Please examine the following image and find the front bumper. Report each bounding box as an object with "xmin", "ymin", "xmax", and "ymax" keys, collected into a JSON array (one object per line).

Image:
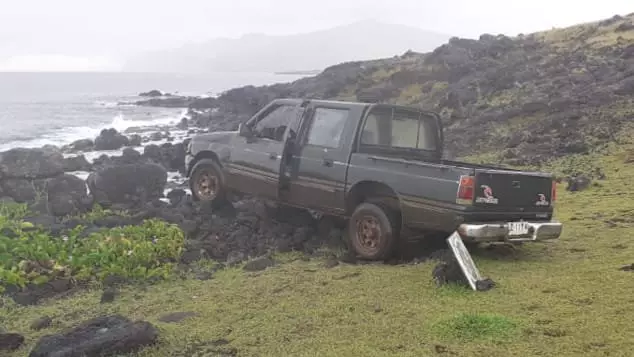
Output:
[{"xmin": 458, "ymin": 221, "xmax": 563, "ymax": 243}]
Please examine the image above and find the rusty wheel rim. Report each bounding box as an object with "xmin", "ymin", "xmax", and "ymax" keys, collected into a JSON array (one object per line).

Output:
[
  {"xmin": 195, "ymin": 171, "xmax": 218, "ymax": 201},
  {"xmin": 356, "ymin": 215, "xmax": 382, "ymax": 253}
]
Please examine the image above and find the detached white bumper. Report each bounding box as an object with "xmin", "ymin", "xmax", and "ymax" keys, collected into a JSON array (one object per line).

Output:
[{"xmin": 458, "ymin": 221, "xmax": 563, "ymax": 243}]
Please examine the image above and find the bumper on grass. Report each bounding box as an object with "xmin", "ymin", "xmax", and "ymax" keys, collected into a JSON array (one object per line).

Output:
[{"xmin": 458, "ymin": 221, "xmax": 563, "ymax": 243}]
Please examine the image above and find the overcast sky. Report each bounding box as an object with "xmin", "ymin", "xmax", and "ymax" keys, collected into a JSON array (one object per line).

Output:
[{"xmin": 0, "ymin": 0, "xmax": 632, "ymax": 71}]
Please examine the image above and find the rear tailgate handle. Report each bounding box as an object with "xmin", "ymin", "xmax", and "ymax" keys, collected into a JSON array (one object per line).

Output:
[
  {"xmin": 269, "ymin": 152, "xmax": 278, "ymax": 160},
  {"xmin": 512, "ymin": 181, "xmax": 521, "ymax": 188},
  {"xmin": 322, "ymin": 158, "xmax": 333, "ymax": 167}
]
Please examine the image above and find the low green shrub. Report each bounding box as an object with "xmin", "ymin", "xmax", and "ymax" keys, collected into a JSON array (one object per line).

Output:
[{"xmin": 0, "ymin": 207, "xmax": 184, "ymax": 293}]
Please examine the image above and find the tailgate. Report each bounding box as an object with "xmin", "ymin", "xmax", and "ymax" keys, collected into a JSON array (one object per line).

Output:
[{"xmin": 473, "ymin": 170, "xmax": 553, "ymax": 209}]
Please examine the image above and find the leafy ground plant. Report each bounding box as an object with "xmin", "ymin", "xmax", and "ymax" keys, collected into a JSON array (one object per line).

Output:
[{"xmin": 0, "ymin": 212, "xmax": 184, "ymax": 292}]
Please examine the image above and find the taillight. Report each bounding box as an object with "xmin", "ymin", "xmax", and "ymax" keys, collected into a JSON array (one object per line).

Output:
[
  {"xmin": 551, "ymin": 180, "xmax": 557, "ymax": 204},
  {"xmin": 457, "ymin": 175, "xmax": 474, "ymax": 205}
]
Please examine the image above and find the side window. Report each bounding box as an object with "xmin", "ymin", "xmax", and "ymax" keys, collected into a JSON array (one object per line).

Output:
[
  {"xmin": 359, "ymin": 109, "xmax": 437, "ymax": 150},
  {"xmin": 253, "ymin": 105, "xmax": 296, "ymax": 141},
  {"xmin": 306, "ymin": 107, "xmax": 349, "ymax": 148}
]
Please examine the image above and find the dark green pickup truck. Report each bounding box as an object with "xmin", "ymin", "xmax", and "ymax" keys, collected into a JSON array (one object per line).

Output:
[{"xmin": 185, "ymin": 98, "xmax": 562, "ymax": 260}]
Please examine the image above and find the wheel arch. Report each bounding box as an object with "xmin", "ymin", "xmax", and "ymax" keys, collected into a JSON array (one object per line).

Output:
[
  {"xmin": 188, "ymin": 150, "xmax": 222, "ymax": 176},
  {"xmin": 345, "ymin": 180, "xmax": 403, "ymax": 228}
]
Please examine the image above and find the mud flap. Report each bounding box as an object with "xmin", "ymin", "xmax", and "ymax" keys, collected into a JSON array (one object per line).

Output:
[{"xmin": 446, "ymin": 231, "xmax": 484, "ymax": 291}]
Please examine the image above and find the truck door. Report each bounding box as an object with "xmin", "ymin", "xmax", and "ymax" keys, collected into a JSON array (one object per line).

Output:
[
  {"xmin": 283, "ymin": 102, "xmax": 357, "ymax": 215},
  {"xmin": 226, "ymin": 101, "xmax": 303, "ymax": 200}
]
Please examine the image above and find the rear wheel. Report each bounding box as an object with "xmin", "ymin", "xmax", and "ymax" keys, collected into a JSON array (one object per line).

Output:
[
  {"xmin": 189, "ymin": 159, "xmax": 227, "ymax": 206},
  {"xmin": 348, "ymin": 202, "xmax": 399, "ymax": 260}
]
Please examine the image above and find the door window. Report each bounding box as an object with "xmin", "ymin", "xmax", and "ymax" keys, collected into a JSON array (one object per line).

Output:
[
  {"xmin": 306, "ymin": 107, "xmax": 349, "ymax": 148},
  {"xmin": 253, "ymin": 104, "xmax": 296, "ymax": 141}
]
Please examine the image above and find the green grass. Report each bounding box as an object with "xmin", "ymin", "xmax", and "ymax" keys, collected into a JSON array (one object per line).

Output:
[
  {"xmin": 3, "ymin": 147, "xmax": 634, "ymax": 356},
  {"xmin": 433, "ymin": 313, "xmax": 518, "ymax": 342}
]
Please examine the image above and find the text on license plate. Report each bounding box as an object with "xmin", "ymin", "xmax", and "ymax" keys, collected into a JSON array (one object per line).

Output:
[{"xmin": 508, "ymin": 222, "xmax": 530, "ymax": 236}]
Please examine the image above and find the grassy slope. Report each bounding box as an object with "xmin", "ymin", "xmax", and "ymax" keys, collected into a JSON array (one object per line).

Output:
[{"xmin": 2, "ymin": 143, "xmax": 634, "ymax": 356}]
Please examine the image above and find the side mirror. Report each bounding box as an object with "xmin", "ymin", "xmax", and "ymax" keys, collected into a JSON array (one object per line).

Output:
[{"xmin": 238, "ymin": 123, "xmax": 252, "ymax": 138}]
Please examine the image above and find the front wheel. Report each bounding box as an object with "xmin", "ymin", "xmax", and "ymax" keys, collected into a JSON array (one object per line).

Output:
[
  {"xmin": 189, "ymin": 159, "xmax": 227, "ymax": 206},
  {"xmin": 348, "ymin": 202, "xmax": 399, "ymax": 261}
]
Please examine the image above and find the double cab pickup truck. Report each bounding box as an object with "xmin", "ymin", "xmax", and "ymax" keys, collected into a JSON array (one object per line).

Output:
[{"xmin": 185, "ymin": 98, "xmax": 563, "ymax": 260}]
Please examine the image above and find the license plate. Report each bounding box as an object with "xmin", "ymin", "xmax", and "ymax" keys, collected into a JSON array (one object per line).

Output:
[{"xmin": 508, "ymin": 222, "xmax": 530, "ymax": 236}]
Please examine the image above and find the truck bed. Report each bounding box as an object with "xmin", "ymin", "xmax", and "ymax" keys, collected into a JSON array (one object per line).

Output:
[{"xmin": 349, "ymin": 153, "xmax": 555, "ymax": 231}]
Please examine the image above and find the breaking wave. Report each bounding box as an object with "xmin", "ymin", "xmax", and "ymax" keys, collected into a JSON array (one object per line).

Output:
[{"xmin": 0, "ymin": 109, "xmax": 188, "ymax": 152}]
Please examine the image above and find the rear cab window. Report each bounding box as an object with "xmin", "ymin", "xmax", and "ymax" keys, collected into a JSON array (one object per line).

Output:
[{"xmin": 359, "ymin": 106, "xmax": 439, "ymax": 159}]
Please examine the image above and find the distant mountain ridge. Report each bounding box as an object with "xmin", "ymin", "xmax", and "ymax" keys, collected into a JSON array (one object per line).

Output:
[{"xmin": 124, "ymin": 20, "xmax": 452, "ymax": 73}]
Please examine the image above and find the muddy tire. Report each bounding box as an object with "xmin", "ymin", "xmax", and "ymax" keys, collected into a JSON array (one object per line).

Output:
[
  {"xmin": 189, "ymin": 159, "xmax": 227, "ymax": 207},
  {"xmin": 348, "ymin": 202, "xmax": 399, "ymax": 261}
]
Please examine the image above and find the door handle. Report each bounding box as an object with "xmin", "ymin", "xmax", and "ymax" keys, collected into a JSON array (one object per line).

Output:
[
  {"xmin": 269, "ymin": 152, "xmax": 278, "ymax": 160},
  {"xmin": 322, "ymin": 158, "xmax": 333, "ymax": 167}
]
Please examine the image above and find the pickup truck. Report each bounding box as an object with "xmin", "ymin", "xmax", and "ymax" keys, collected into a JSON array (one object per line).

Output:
[{"xmin": 185, "ymin": 98, "xmax": 563, "ymax": 260}]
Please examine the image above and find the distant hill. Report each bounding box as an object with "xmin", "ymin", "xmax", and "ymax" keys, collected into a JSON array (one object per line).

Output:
[{"xmin": 123, "ymin": 20, "xmax": 452, "ymax": 73}]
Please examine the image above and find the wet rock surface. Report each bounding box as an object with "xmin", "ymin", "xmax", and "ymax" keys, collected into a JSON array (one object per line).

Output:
[
  {"xmin": 566, "ymin": 175, "xmax": 593, "ymax": 192},
  {"xmin": 87, "ymin": 163, "xmax": 167, "ymax": 207},
  {"xmin": 62, "ymin": 155, "xmax": 92, "ymax": 172},
  {"xmin": 64, "ymin": 139, "xmax": 94, "ymax": 153},
  {"xmin": 619, "ymin": 263, "xmax": 634, "ymax": 272},
  {"xmin": 0, "ymin": 332, "xmax": 25, "ymax": 351},
  {"xmin": 45, "ymin": 174, "xmax": 93, "ymax": 216},
  {"xmin": 94, "ymin": 128, "xmax": 130, "ymax": 151},
  {"xmin": 0, "ymin": 148, "xmax": 65, "ymax": 179},
  {"xmin": 139, "ymin": 89, "xmax": 165, "ymax": 97},
  {"xmin": 431, "ymin": 249, "xmax": 496, "ymax": 291},
  {"xmin": 28, "ymin": 315, "xmax": 158, "ymax": 357},
  {"xmin": 6, "ymin": 278, "xmax": 74, "ymax": 306}
]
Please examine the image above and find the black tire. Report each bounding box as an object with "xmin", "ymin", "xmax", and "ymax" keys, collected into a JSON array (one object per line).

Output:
[
  {"xmin": 348, "ymin": 202, "xmax": 399, "ymax": 261},
  {"xmin": 189, "ymin": 159, "xmax": 227, "ymax": 206}
]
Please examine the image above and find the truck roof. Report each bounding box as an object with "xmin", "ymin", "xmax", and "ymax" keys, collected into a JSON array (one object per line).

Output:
[{"xmin": 272, "ymin": 98, "xmax": 440, "ymax": 117}]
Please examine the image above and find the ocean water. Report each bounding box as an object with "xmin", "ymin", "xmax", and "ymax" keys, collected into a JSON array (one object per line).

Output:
[{"xmin": 0, "ymin": 72, "xmax": 303, "ymax": 151}]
